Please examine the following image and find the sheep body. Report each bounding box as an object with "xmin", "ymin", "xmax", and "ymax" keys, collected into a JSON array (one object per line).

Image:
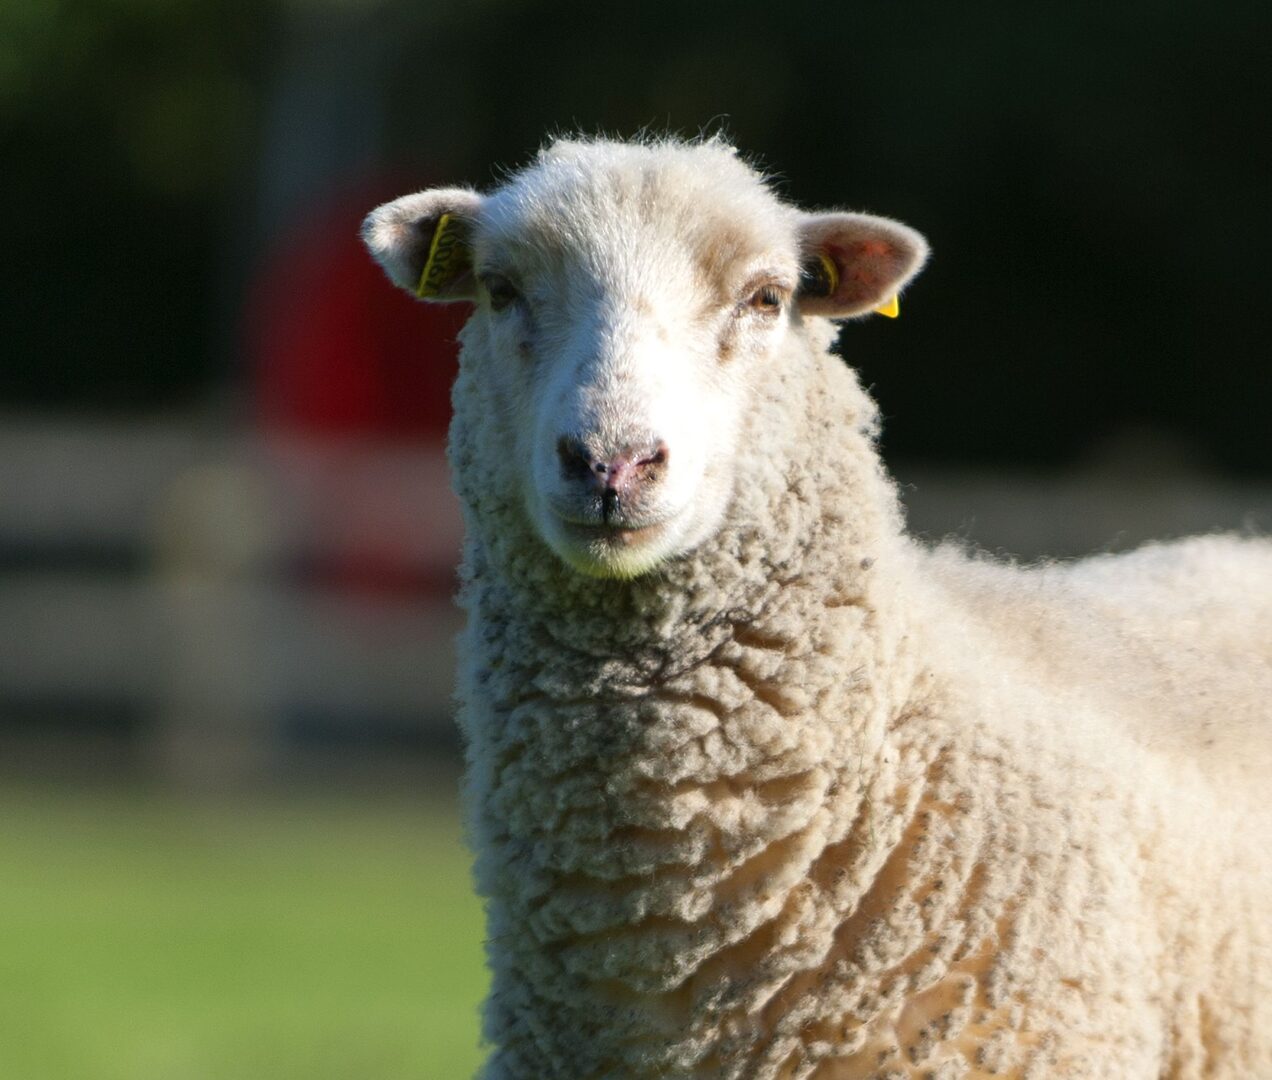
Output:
[{"xmin": 364, "ymin": 138, "xmax": 1272, "ymax": 1079}]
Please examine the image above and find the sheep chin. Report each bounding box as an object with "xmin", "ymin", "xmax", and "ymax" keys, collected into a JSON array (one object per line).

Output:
[{"xmin": 540, "ymin": 514, "xmax": 686, "ymax": 580}]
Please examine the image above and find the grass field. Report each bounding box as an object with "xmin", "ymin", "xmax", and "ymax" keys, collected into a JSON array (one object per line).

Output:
[{"xmin": 0, "ymin": 780, "xmax": 487, "ymax": 1079}]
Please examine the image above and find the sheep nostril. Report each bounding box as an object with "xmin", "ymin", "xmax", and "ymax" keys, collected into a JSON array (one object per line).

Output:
[
  {"xmin": 640, "ymin": 442, "xmax": 669, "ymax": 469},
  {"xmin": 557, "ymin": 437, "xmax": 593, "ymax": 481},
  {"xmin": 636, "ymin": 442, "xmax": 670, "ymax": 484},
  {"xmin": 558, "ymin": 437, "xmax": 669, "ymax": 495}
]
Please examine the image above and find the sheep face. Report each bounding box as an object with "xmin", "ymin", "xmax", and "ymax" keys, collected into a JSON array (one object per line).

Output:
[
  {"xmin": 363, "ymin": 139, "xmax": 928, "ymax": 579},
  {"xmin": 467, "ymin": 251, "xmax": 779, "ymax": 580}
]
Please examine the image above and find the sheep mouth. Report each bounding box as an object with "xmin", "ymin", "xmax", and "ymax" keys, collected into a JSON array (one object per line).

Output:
[
  {"xmin": 560, "ymin": 518, "xmax": 669, "ymax": 549},
  {"xmin": 543, "ymin": 505, "xmax": 687, "ymax": 576}
]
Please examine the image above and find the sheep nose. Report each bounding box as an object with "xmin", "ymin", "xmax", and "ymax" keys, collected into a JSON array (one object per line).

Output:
[{"xmin": 556, "ymin": 437, "xmax": 670, "ymax": 505}]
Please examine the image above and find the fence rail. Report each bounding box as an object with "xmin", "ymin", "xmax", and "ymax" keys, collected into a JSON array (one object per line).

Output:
[{"xmin": 2, "ymin": 416, "xmax": 1267, "ymax": 784}]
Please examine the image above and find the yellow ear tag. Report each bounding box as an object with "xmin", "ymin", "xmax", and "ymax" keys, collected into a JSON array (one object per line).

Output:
[
  {"xmin": 415, "ymin": 212, "xmax": 466, "ymax": 299},
  {"xmin": 817, "ymin": 253, "xmax": 840, "ymax": 296},
  {"xmin": 874, "ymin": 295, "xmax": 900, "ymax": 318}
]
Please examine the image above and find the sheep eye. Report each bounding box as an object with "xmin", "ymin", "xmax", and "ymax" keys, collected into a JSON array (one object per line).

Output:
[
  {"xmin": 482, "ymin": 273, "xmax": 519, "ymax": 312},
  {"xmin": 748, "ymin": 284, "xmax": 785, "ymax": 315}
]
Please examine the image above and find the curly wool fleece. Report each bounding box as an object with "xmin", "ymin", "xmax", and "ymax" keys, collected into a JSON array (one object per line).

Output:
[{"xmin": 372, "ymin": 139, "xmax": 1272, "ymax": 1079}]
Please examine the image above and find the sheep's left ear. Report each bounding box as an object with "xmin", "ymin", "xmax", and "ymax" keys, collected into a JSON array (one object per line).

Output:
[
  {"xmin": 361, "ymin": 187, "xmax": 484, "ymax": 301},
  {"xmin": 796, "ymin": 212, "xmax": 929, "ymax": 318}
]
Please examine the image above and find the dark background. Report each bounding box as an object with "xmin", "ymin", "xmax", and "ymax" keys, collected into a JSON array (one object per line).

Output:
[{"xmin": 5, "ymin": 0, "xmax": 1270, "ymax": 471}]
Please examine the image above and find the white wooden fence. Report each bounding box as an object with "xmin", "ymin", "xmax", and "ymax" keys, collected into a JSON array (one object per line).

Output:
[{"xmin": 1, "ymin": 417, "xmax": 1266, "ymax": 784}]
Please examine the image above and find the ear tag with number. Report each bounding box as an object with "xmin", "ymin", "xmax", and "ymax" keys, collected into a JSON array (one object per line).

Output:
[{"xmin": 415, "ymin": 213, "xmax": 469, "ymax": 298}]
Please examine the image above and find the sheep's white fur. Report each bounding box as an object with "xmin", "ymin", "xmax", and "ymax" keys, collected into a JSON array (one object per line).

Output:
[{"xmin": 365, "ymin": 137, "xmax": 1272, "ymax": 1079}]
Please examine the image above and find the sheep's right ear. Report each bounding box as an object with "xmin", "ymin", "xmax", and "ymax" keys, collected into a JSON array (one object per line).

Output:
[{"xmin": 361, "ymin": 188, "xmax": 484, "ymax": 301}]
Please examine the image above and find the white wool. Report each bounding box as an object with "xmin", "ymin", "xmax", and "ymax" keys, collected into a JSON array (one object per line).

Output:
[{"xmin": 364, "ymin": 136, "xmax": 1272, "ymax": 1079}]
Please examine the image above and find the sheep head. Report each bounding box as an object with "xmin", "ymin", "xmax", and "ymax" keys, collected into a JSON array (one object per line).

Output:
[{"xmin": 364, "ymin": 138, "xmax": 927, "ymax": 579}]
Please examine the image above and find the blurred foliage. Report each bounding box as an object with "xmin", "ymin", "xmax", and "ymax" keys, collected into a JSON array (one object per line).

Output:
[
  {"xmin": 0, "ymin": 783, "xmax": 487, "ymax": 1079},
  {"xmin": 2, "ymin": 0, "xmax": 1269, "ymax": 470},
  {"xmin": 0, "ymin": 0, "xmax": 276, "ymax": 406},
  {"xmin": 1, "ymin": 0, "xmax": 258, "ymax": 197}
]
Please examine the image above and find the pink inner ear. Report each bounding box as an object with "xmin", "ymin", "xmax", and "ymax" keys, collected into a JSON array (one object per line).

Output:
[{"xmin": 829, "ymin": 240, "xmax": 899, "ymax": 305}]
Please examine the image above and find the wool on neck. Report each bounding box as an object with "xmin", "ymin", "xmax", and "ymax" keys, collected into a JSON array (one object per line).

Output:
[{"xmin": 451, "ymin": 327, "xmax": 947, "ymax": 1076}]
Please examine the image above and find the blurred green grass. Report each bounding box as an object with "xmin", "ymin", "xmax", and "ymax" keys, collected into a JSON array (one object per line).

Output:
[{"xmin": 0, "ymin": 781, "xmax": 487, "ymax": 1079}]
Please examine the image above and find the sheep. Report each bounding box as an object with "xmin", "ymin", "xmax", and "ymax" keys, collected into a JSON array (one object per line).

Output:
[{"xmin": 362, "ymin": 136, "xmax": 1272, "ymax": 1079}]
